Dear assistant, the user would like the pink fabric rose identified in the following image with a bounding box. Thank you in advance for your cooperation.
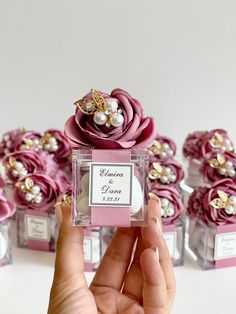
[0,128,25,158]
[0,177,5,191]
[187,186,208,221]
[148,134,176,160]
[199,129,234,160]
[182,130,206,160]
[201,151,236,184]
[148,157,184,189]
[13,174,60,212]
[42,129,70,165]
[3,150,45,183]
[0,195,16,222]
[150,186,183,225]
[203,179,236,225]
[14,130,42,152]
[65,88,157,149]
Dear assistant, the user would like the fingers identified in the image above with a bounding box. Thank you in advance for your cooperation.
[90,227,139,292]
[141,248,167,314]
[53,203,86,287]
[142,199,176,310]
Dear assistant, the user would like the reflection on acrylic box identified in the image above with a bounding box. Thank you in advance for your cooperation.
[83,227,101,271]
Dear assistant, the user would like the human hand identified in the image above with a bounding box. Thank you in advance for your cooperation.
[48,197,176,314]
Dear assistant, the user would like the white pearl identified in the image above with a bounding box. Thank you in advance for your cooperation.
[167,206,175,217]
[162,143,169,149]
[110,113,124,127]
[25,193,34,201]
[94,111,107,125]
[160,151,167,159]
[229,195,236,205]
[161,198,169,207]
[21,169,28,176]
[169,174,177,182]
[169,150,174,156]
[49,137,57,144]
[44,143,51,151]
[34,194,43,204]
[16,162,24,170]
[161,208,165,217]
[225,161,233,168]
[227,169,236,177]
[160,175,169,183]
[31,185,41,194]
[33,139,40,145]
[225,206,235,215]
[219,168,227,175]
[51,144,59,152]
[164,167,171,174]
[12,170,19,177]
[105,99,118,113]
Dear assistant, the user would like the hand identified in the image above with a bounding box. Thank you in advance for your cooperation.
[48,198,176,314]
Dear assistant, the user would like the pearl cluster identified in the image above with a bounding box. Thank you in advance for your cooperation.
[20,138,43,151]
[24,184,43,204]
[209,133,234,152]
[224,195,236,215]
[42,134,59,152]
[10,161,27,178]
[93,99,124,128]
[209,154,236,177]
[149,163,177,184]
[160,198,175,218]
[149,140,174,160]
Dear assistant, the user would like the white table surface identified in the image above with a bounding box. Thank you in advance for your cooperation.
[1,227,236,314]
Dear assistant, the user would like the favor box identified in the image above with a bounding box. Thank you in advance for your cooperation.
[83,227,101,271]
[72,149,149,227]
[185,159,203,188]
[188,219,236,270]
[0,220,12,266]
[16,208,57,252]
[163,219,185,266]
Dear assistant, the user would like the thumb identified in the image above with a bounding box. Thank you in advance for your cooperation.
[53,203,86,285]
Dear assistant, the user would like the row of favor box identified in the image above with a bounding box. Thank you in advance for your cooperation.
[1,206,236,270]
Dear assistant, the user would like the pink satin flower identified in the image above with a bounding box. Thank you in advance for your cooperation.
[3,150,45,183]
[151,186,183,225]
[187,186,208,221]
[13,173,60,212]
[0,128,25,158]
[65,88,157,149]
[0,195,16,222]
[14,130,42,152]
[182,130,207,160]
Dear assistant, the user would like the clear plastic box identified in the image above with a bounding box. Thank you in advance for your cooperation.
[16,208,57,252]
[72,149,149,227]
[0,220,12,267]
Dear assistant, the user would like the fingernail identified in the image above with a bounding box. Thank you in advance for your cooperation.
[151,246,159,260]
[55,203,63,228]
[149,193,161,205]
[151,216,162,234]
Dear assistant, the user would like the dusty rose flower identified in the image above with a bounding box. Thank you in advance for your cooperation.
[65,88,157,149]
[3,150,45,183]
[0,128,25,158]
[41,129,70,165]
[182,130,206,160]
[199,129,234,159]
[0,195,16,222]
[201,151,236,184]
[148,157,184,189]
[14,130,42,152]
[13,174,60,212]
[187,186,208,221]
[203,179,236,225]
[151,186,183,225]
[148,134,176,160]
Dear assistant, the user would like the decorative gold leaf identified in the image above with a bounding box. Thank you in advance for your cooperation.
[149,169,159,180]
[217,153,225,165]
[215,132,224,143]
[217,190,228,202]
[23,138,33,146]
[153,162,163,173]
[63,194,72,206]
[91,89,106,111]
[210,198,225,209]
[25,178,34,190]
[153,140,162,150]
[209,158,219,168]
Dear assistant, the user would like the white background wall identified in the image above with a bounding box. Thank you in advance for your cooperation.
[1,0,236,151]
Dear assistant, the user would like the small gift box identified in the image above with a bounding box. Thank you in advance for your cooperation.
[13,174,60,251]
[187,179,236,269]
[150,186,185,266]
[65,88,156,227]
[0,194,16,266]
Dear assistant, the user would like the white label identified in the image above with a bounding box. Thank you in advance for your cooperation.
[83,237,93,262]
[25,215,50,241]
[89,163,134,207]
[214,232,236,260]
[163,232,176,257]
[0,233,7,259]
